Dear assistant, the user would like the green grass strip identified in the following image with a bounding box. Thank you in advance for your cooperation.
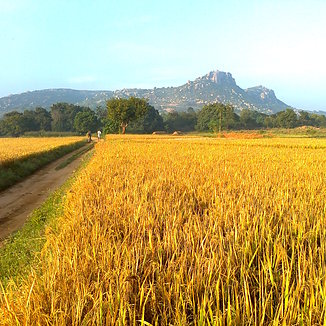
[55,142,94,170]
[0,140,86,192]
[0,151,93,287]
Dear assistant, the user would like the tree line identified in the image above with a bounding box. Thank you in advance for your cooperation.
[193,104,326,131]
[163,104,326,132]
[0,103,102,137]
[1,98,326,137]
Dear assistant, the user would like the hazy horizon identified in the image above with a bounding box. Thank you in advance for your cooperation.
[1,0,325,111]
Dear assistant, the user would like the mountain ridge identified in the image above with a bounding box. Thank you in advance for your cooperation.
[0,70,291,116]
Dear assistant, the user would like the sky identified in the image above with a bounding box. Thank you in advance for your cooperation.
[0,0,326,111]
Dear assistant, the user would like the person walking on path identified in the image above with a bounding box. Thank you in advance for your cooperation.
[97,130,102,141]
[87,131,92,143]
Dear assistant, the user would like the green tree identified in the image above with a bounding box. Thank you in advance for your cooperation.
[239,109,267,129]
[276,108,298,128]
[196,104,219,132]
[106,97,154,134]
[22,110,39,131]
[196,103,237,132]
[264,115,275,128]
[254,111,268,127]
[95,105,107,128]
[224,105,239,130]
[163,108,197,132]
[310,113,326,127]
[34,107,52,131]
[163,111,182,132]
[0,108,52,136]
[73,109,99,134]
[0,111,25,136]
[51,103,84,132]
[129,105,164,133]
[240,109,258,129]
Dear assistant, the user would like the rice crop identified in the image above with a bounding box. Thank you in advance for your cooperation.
[1,135,326,325]
[0,137,84,165]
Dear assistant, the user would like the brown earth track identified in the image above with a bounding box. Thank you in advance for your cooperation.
[0,146,91,242]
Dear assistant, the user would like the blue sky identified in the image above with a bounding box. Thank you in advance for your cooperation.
[0,0,326,111]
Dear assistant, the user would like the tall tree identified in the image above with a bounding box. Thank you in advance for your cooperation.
[21,110,39,131]
[276,108,298,128]
[310,113,326,127]
[196,103,238,132]
[163,108,197,132]
[239,109,257,129]
[51,103,84,132]
[95,105,107,128]
[74,109,99,134]
[0,111,25,136]
[34,107,52,131]
[129,105,164,133]
[106,97,155,134]
[0,108,52,135]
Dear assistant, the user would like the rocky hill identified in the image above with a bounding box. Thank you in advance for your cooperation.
[0,89,113,116]
[118,71,289,114]
[0,70,291,116]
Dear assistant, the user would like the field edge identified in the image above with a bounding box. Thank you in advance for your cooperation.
[0,140,87,191]
[0,150,94,287]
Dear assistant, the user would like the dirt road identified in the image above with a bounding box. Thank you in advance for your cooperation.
[0,146,91,242]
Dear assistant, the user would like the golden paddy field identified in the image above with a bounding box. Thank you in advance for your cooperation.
[1,135,326,325]
[0,137,84,164]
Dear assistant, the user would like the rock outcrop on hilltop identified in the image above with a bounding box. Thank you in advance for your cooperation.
[0,70,290,116]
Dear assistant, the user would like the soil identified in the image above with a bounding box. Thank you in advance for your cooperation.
[0,146,91,242]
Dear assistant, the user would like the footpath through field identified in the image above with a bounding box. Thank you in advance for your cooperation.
[0,144,92,242]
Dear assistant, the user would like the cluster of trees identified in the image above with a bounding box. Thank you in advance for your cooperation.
[0,103,102,136]
[0,108,52,136]
[107,99,326,134]
[1,98,326,137]
[0,98,164,137]
[262,109,326,129]
[162,108,197,132]
[105,97,163,134]
[164,104,326,132]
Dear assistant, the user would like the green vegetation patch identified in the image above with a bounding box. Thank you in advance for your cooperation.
[0,151,93,287]
[268,127,326,138]
[0,140,86,191]
[23,131,80,137]
[55,142,94,170]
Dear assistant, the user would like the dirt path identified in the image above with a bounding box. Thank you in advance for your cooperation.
[0,146,92,242]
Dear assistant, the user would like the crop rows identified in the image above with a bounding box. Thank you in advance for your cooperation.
[1,135,326,325]
[0,137,84,165]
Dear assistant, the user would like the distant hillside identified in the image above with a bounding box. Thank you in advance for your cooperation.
[115,71,290,114]
[0,89,113,116]
[0,70,291,116]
